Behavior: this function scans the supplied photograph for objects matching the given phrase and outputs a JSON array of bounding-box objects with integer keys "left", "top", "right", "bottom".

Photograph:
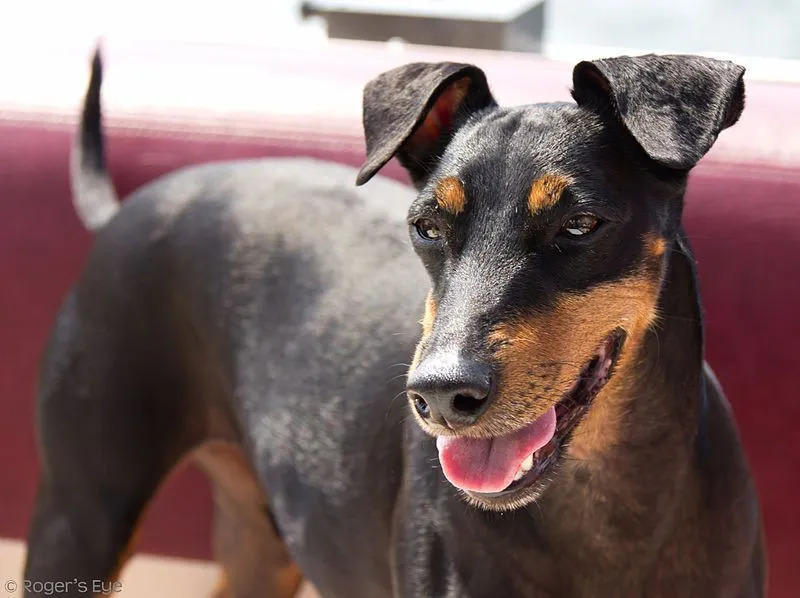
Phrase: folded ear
[
  {"left": 572, "top": 54, "right": 745, "bottom": 170},
  {"left": 356, "top": 62, "right": 496, "bottom": 188}
]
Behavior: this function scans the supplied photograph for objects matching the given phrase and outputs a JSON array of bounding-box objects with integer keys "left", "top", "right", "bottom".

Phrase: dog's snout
[{"left": 407, "top": 356, "right": 494, "bottom": 430}]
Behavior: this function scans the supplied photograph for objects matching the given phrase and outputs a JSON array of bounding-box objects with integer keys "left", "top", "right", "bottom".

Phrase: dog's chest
[{"left": 400, "top": 464, "right": 665, "bottom": 597}]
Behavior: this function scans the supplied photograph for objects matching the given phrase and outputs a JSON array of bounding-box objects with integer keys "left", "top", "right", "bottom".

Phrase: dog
[{"left": 23, "top": 49, "right": 765, "bottom": 597}]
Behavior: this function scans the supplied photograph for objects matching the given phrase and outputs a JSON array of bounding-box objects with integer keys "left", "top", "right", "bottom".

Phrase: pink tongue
[{"left": 436, "top": 407, "right": 557, "bottom": 493}]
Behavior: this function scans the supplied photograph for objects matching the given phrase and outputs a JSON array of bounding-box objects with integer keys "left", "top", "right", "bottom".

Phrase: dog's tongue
[{"left": 436, "top": 407, "right": 557, "bottom": 493}]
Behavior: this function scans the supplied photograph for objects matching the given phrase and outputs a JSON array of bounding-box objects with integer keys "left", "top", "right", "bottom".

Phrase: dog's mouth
[{"left": 435, "top": 329, "right": 625, "bottom": 505}]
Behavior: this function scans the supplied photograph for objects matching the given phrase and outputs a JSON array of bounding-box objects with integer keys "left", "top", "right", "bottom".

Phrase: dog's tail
[{"left": 70, "top": 45, "right": 120, "bottom": 231}]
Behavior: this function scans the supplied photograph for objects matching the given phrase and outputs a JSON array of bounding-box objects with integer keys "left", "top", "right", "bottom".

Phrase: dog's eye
[
  {"left": 414, "top": 219, "right": 441, "bottom": 241},
  {"left": 562, "top": 214, "right": 601, "bottom": 237}
]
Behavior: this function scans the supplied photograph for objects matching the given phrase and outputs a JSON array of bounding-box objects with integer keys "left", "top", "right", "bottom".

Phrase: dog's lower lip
[{"left": 468, "top": 329, "right": 626, "bottom": 500}]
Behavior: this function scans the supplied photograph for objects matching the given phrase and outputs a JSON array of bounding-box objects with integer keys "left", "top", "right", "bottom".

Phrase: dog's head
[{"left": 357, "top": 55, "right": 744, "bottom": 510}]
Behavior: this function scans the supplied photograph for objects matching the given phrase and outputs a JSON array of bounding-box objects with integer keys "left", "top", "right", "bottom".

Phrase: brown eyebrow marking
[
  {"left": 434, "top": 177, "right": 466, "bottom": 215},
  {"left": 528, "top": 174, "right": 570, "bottom": 215}
]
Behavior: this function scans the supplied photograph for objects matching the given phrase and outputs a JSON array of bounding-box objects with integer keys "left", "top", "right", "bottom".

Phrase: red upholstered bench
[{"left": 1, "top": 39, "right": 798, "bottom": 597}]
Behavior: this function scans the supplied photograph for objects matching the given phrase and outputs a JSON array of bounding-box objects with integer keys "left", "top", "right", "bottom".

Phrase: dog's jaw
[{"left": 437, "top": 330, "right": 626, "bottom": 511}]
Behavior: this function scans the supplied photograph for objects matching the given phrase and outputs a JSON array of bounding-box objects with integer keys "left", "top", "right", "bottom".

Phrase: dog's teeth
[
  {"left": 513, "top": 453, "right": 536, "bottom": 482},
  {"left": 521, "top": 454, "right": 534, "bottom": 472}
]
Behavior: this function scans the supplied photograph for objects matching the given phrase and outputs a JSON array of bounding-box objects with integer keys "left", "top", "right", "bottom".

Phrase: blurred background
[
  {"left": 1, "top": 1, "right": 799, "bottom": 597},
  {"left": 4, "top": 0, "right": 800, "bottom": 60}
]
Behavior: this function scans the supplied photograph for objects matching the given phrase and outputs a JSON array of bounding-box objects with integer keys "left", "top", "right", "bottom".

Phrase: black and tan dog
[{"left": 24, "top": 49, "right": 764, "bottom": 597}]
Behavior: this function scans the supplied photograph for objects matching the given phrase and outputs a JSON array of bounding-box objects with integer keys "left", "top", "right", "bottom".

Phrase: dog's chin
[{"left": 439, "top": 329, "right": 626, "bottom": 512}]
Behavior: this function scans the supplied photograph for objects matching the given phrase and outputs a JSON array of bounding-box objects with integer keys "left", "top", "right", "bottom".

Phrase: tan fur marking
[
  {"left": 645, "top": 233, "right": 667, "bottom": 258},
  {"left": 410, "top": 292, "right": 438, "bottom": 373},
  {"left": 479, "top": 274, "right": 662, "bottom": 451},
  {"left": 528, "top": 174, "right": 570, "bottom": 215},
  {"left": 195, "top": 442, "right": 304, "bottom": 598},
  {"left": 435, "top": 177, "right": 466, "bottom": 215},
  {"left": 421, "top": 291, "right": 438, "bottom": 338},
  {"left": 212, "top": 571, "right": 232, "bottom": 598}
]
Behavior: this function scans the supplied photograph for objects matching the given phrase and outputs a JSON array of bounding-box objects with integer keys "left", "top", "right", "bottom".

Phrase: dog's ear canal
[
  {"left": 571, "top": 54, "right": 745, "bottom": 170},
  {"left": 356, "top": 62, "right": 496, "bottom": 188}
]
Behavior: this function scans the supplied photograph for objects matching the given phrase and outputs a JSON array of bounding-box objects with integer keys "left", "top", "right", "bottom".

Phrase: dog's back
[{"left": 28, "top": 50, "right": 427, "bottom": 598}]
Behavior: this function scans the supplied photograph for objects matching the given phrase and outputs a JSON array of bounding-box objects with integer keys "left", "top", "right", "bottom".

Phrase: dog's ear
[
  {"left": 572, "top": 54, "right": 745, "bottom": 170},
  {"left": 356, "top": 62, "right": 496, "bottom": 188}
]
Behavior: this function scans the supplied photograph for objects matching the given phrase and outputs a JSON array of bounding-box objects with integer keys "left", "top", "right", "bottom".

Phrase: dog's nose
[{"left": 407, "top": 356, "right": 494, "bottom": 429}]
